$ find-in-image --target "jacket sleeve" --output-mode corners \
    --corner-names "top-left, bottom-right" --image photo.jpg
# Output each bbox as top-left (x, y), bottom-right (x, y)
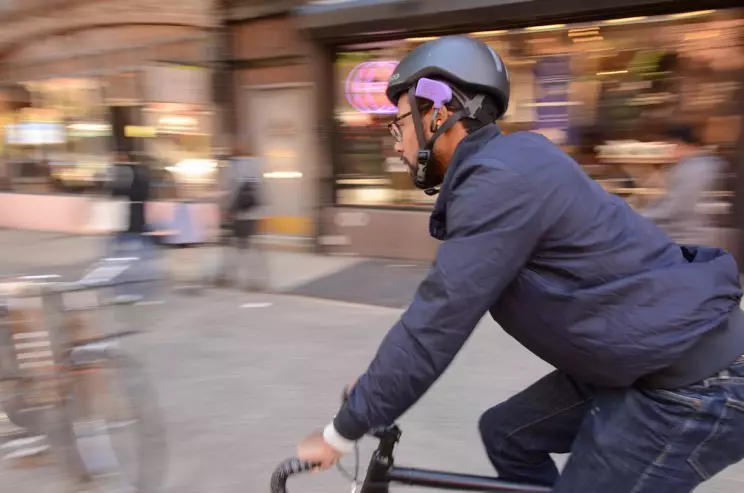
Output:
top-left (333, 165), bottom-right (545, 440)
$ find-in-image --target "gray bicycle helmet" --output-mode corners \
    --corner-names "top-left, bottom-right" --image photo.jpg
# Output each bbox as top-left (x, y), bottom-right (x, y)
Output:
top-left (385, 36), bottom-right (510, 194)
top-left (386, 35), bottom-right (510, 116)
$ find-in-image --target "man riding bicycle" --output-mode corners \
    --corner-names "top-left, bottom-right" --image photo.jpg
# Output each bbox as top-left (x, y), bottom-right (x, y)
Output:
top-left (296, 36), bottom-right (744, 492)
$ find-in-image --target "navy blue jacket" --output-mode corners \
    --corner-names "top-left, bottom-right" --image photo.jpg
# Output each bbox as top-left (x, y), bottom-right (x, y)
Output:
top-left (333, 125), bottom-right (742, 441)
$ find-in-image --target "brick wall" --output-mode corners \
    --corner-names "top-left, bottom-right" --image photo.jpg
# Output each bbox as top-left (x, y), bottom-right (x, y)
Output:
top-left (230, 14), bottom-right (313, 154)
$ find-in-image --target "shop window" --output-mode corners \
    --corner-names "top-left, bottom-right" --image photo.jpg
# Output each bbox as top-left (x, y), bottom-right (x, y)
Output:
top-left (2, 77), bottom-right (113, 195)
top-left (333, 7), bottom-right (744, 227)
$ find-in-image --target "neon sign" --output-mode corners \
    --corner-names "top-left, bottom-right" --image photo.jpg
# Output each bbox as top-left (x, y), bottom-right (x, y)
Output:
top-left (345, 60), bottom-right (398, 114)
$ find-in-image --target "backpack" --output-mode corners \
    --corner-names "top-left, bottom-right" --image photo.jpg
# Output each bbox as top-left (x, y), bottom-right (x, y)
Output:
top-left (229, 181), bottom-right (259, 212)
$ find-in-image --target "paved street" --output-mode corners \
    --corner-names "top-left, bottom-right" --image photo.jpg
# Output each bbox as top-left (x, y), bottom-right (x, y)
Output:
top-left (1, 231), bottom-right (744, 492)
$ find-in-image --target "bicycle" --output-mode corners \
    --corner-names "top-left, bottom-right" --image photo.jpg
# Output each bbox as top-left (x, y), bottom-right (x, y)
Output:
top-left (271, 392), bottom-right (550, 492)
top-left (0, 257), bottom-right (167, 493)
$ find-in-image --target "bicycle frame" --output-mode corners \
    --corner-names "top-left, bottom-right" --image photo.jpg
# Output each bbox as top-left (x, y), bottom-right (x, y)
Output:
top-left (359, 425), bottom-right (551, 493)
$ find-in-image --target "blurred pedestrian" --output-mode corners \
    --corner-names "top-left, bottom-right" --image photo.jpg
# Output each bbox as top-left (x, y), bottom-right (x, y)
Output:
top-left (107, 152), bottom-right (160, 302)
top-left (205, 151), bottom-right (270, 291)
top-left (640, 124), bottom-right (725, 245)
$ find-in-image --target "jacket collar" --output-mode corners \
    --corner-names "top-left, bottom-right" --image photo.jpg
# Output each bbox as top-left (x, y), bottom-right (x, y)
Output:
top-left (429, 124), bottom-right (502, 240)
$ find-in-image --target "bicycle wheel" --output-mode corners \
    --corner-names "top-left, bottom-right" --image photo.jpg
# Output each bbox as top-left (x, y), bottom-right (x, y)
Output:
top-left (51, 345), bottom-right (168, 493)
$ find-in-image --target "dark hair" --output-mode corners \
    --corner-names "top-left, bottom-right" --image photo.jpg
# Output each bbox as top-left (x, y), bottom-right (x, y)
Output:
top-left (664, 124), bottom-right (701, 146)
top-left (415, 86), bottom-right (501, 135)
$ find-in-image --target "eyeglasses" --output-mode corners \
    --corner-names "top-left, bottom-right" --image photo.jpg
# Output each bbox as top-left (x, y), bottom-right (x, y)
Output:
top-left (387, 110), bottom-right (413, 142)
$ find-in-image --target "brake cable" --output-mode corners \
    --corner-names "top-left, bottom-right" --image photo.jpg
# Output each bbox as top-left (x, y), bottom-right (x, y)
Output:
top-left (335, 441), bottom-right (360, 493)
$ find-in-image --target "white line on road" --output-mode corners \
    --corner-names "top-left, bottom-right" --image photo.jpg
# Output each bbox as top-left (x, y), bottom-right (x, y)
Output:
top-left (240, 302), bottom-right (274, 309)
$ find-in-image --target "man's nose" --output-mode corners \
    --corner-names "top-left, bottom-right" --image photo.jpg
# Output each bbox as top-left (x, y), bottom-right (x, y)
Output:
top-left (394, 141), bottom-right (404, 154)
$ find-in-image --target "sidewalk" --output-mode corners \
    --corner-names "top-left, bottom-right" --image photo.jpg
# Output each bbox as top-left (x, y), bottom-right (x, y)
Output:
top-left (0, 229), bottom-right (363, 293)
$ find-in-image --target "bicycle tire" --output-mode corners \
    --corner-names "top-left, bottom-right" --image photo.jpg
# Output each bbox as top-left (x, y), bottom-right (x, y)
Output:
top-left (53, 345), bottom-right (168, 493)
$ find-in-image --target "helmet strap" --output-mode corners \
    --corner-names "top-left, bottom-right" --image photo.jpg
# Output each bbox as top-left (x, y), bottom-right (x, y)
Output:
top-left (407, 85), bottom-right (466, 194)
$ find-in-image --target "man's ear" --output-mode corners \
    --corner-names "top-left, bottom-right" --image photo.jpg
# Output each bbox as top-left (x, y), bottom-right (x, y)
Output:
top-left (437, 104), bottom-right (452, 120)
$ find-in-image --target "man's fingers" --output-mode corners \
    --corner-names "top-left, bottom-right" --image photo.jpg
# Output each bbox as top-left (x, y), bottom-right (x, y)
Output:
top-left (310, 460), bottom-right (336, 473)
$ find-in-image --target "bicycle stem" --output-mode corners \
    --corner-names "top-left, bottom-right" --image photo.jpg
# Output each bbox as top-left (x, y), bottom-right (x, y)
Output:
top-left (357, 424), bottom-right (402, 493)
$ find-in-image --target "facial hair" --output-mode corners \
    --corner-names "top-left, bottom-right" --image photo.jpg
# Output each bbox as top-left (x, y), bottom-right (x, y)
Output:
top-left (402, 154), bottom-right (445, 190)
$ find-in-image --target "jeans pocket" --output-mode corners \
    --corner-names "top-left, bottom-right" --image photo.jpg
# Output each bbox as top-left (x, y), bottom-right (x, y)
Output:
top-left (686, 391), bottom-right (744, 480)
top-left (647, 388), bottom-right (704, 410)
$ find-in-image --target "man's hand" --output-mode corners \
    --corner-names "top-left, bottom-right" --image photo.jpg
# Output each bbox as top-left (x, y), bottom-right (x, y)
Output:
top-left (296, 430), bottom-right (343, 470)
top-left (297, 376), bottom-right (360, 471)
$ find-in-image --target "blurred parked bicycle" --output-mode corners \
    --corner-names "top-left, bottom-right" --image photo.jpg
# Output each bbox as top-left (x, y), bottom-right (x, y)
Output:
top-left (0, 257), bottom-right (167, 493)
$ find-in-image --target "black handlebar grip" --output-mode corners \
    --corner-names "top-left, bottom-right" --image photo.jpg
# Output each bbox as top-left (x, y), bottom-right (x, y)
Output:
top-left (270, 457), bottom-right (320, 493)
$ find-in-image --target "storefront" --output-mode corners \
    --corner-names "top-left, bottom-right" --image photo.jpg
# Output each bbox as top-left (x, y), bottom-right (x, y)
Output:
top-left (227, 10), bottom-right (320, 239)
top-left (0, 24), bottom-right (215, 196)
top-left (295, 1), bottom-right (744, 262)
top-left (0, 21), bottom-right (220, 235)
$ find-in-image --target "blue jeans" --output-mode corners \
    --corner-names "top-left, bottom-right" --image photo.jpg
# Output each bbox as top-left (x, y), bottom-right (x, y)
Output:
top-left (479, 356), bottom-right (744, 492)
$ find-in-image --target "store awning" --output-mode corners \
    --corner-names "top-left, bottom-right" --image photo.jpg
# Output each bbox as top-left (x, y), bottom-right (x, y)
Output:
top-left (294, 0), bottom-right (741, 41)
top-left (295, 0), bottom-right (532, 35)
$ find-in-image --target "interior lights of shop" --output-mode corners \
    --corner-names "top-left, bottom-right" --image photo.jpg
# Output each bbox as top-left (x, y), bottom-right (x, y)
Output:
top-left (471, 30), bottom-right (507, 37)
top-left (405, 36), bottom-right (438, 42)
top-left (596, 70), bottom-right (629, 76)
top-left (455, 9), bottom-right (720, 43)
top-left (401, 9), bottom-right (718, 49)
top-left (671, 10), bottom-right (716, 19)
top-left (68, 123), bottom-right (110, 131)
top-left (604, 16), bottom-right (647, 24)
top-left (263, 171), bottom-right (303, 179)
top-left (337, 178), bottom-right (390, 186)
top-left (5, 122), bottom-right (65, 145)
top-left (524, 24), bottom-right (566, 32)
top-left (568, 27), bottom-right (600, 37)
top-left (125, 126), bottom-right (156, 138)
top-left (166, 158), bottom-right (217, 177)
top-left (68, 123), bottom-right (111, 137)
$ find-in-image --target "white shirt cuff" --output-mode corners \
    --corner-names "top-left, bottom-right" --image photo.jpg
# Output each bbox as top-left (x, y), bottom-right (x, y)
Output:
top-left (323, 422), bottom-right (355, 454)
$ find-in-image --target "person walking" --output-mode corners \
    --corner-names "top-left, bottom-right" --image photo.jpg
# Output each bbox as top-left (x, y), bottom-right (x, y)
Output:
top-left (207, 151), bottom-right (270, 291)
top-left (108, 152), bottom-right (159, 302)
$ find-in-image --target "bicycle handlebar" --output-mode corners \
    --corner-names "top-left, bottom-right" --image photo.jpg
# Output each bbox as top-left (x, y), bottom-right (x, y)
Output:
top-left (270, 458), bottom-right (320, 493)
top-left (270, 390), bottom-right (350, 492)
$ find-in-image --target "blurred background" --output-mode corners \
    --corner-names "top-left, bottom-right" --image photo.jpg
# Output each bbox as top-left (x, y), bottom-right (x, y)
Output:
top-left (0, 1), bottom-right (740, 261)
top-left (0, 1), bottom-right (743, 492)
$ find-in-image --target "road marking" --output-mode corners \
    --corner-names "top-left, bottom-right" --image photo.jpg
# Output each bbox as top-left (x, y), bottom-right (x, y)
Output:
top-left (136, 300), bottom-right (166, 306)
top-left (241, 302), bottom-right (273, 309)
top-left (12, 332), bottom-right (49, 341)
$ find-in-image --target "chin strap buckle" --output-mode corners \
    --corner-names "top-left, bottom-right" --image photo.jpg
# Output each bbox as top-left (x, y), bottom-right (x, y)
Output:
top-left (415, 150), bottom-right (431, 184)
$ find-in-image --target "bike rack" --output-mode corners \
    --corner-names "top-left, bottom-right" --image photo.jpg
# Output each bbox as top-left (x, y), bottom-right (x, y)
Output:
top-left (0, 258), bottom-right (154, 395)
